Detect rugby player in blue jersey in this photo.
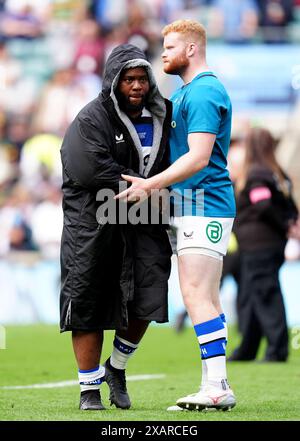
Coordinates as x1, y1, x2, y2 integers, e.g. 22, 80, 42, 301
116, 20, 236, 411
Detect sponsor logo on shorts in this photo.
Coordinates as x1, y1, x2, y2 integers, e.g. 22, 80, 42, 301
206, 221, 223, 243
183, 231, 194, 239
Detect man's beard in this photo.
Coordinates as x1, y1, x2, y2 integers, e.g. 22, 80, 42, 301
116, 91, 146, 114
163, 52, 189, 76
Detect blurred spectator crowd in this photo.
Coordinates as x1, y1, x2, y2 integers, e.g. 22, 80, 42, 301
1, 0, 300, 258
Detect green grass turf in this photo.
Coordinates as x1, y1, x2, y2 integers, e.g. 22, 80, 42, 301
0, 324, 299, 421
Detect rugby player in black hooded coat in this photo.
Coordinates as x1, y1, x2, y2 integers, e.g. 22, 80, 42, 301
60, 44, 172, 410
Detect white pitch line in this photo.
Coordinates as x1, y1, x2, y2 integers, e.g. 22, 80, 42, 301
0, 374, 166, 390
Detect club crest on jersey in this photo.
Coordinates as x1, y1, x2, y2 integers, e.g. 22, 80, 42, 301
206, 221, 223, 243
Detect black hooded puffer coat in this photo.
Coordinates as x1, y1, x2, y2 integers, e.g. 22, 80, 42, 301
60, 44, 172, 332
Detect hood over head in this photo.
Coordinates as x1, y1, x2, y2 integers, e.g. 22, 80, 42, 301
100, 44, 168, 178
101, 44, 165, 119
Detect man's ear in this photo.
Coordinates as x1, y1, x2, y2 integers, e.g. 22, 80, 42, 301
187, 43, 196, 57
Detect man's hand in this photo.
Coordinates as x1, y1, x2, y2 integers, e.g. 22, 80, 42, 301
115, 174, 151, 202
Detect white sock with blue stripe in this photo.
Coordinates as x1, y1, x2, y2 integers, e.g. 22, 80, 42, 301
195, 316, 228, 390
110, 336, 138, 370
78, 365, 105, 392
219, 312, 228, 345
201, 313, 228, 387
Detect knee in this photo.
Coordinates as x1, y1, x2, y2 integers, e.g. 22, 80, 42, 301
181, 282, 198, 304
182, 288, 210, 310
182, 290, 194, 309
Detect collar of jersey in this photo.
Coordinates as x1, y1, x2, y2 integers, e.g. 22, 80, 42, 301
194, 71, 215, 80
183, 71, 216, 88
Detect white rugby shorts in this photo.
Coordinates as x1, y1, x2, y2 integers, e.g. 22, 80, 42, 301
171, 216, 234, 260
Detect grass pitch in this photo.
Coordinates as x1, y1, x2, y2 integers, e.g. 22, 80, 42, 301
0, 324, 299, 421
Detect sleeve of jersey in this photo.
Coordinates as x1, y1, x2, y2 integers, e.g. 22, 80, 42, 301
185, 86, 223, 135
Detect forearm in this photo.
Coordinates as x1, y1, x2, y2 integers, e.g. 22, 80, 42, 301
147, 151, 208, 190
116, 133, 215, 202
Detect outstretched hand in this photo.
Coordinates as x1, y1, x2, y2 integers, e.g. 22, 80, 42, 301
114, 174, 151, 202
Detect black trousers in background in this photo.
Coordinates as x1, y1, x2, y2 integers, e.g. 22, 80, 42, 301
230, 248, 288, 361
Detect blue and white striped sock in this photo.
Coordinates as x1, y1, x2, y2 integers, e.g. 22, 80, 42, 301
78, 365, 105, 392
219, 313, 227, 345
194, 316, 228, 389
110, 336, 138, 370
201, 313, 228, 387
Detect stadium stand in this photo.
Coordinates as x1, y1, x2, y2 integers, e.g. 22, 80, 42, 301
0, 0, 299, 326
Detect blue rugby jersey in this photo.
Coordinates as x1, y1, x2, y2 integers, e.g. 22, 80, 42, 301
132, 108, 153, 176
169, 72, 236, 218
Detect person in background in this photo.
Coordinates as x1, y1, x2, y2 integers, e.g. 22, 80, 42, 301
229, 127, 298, 362
209, 0, 258, 43
256, 0, 294, 44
